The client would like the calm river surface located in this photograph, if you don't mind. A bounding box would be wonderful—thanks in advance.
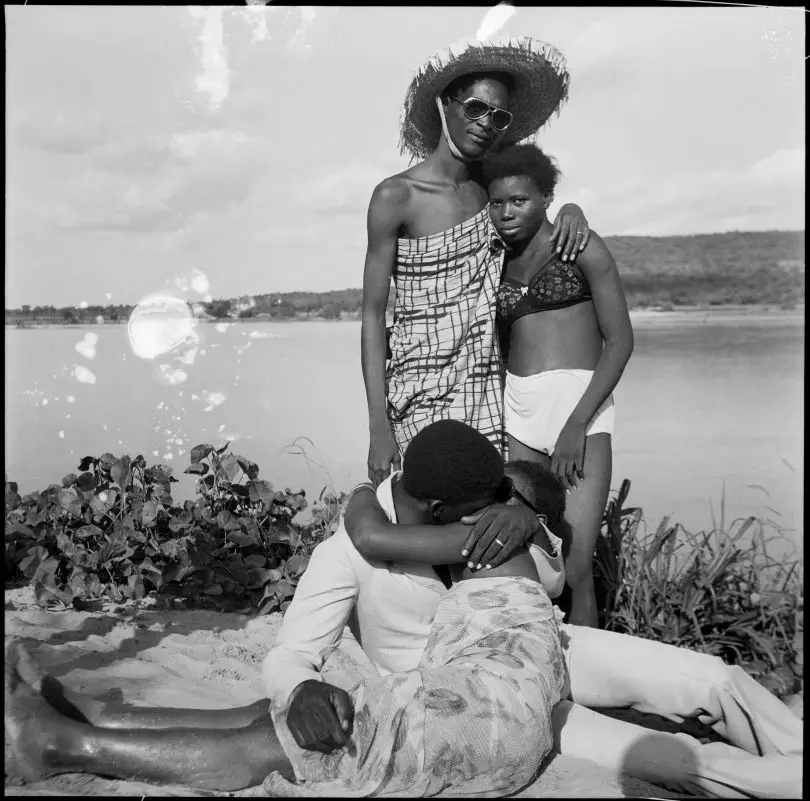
[5,312,803,547]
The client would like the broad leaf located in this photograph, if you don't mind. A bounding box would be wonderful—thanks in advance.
[236,458,260,481]
[141,500,159,527]
[56,488,83,517]
[219,456,243,482]
[90,490,117,517]
[190,444,214,463]
[75,472,98,492]
[75,524,103,541]
[160,539,180,558]
[98,453,118,472]
[128,574,146,600]
[248,480,275,509]
[216,511,243,532]
[285,554,310,578]
[19,546,50,578]
[56,532,77,559]
[62,473,78,488]
[77,456,95,471]
[184,462,209,476]
[110,461,130,485]
[227,530,259,548]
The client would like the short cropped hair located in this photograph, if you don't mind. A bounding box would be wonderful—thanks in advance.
[481,143,561,194]
[402,420,504,505]
[506,459,566,528]
[442,71,515,101]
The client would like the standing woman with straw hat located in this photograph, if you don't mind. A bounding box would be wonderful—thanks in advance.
[353,35,588,610]
[362,35,587,489]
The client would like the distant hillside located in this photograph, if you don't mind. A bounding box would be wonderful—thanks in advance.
[603,230,804,308]
[5,230,804,324]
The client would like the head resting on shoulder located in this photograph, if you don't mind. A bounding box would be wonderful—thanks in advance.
[401,419,504,525]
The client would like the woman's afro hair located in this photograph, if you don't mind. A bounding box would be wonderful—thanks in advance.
[481,143,561,194]
[402,419,504,505]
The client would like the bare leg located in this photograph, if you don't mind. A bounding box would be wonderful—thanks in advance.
[8,639,270,730]
[561,433,612,628]
[5,657,294,791]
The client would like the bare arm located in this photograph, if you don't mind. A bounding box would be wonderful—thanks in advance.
[361,179,409,486]
[551,231,634,487]
[344,485,540,569]
[344,485,474,564]
[549,202,590,263]
[567,232,634,426]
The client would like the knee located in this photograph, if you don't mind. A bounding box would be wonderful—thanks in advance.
[695,653,738,689]
[564,559,594,590]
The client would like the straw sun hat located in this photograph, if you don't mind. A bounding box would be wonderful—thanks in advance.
[399,34,570,161]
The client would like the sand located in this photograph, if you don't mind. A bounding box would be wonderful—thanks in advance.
[5,586,690,798]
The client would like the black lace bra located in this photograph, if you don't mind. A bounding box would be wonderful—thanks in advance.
[496,252,592,330]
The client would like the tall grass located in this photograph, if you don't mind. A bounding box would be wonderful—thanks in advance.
[595,480,803,698]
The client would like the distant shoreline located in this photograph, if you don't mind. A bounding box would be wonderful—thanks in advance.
[5,303,805,330]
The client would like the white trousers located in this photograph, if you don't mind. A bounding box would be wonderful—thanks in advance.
[555,623,803,798]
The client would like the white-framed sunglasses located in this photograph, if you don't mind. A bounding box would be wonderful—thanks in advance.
[448,96,513,132]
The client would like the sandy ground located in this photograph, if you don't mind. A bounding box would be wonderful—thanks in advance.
[5,586,692,798]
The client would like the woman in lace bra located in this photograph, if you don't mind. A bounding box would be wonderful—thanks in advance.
[483,144,635,629]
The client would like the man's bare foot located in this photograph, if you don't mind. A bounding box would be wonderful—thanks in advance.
[5,653,81,782]
[6,639,96,724]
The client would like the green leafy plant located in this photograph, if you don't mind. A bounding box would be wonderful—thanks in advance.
[5,445,345,614]
[594,480,803,699]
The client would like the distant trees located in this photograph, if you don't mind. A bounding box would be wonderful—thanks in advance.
[5,231,804,323]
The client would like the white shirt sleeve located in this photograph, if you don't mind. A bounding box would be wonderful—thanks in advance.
[528,523,566,599]
[262,525,361,707]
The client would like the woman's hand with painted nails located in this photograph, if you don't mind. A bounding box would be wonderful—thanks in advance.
[549,204,590,262]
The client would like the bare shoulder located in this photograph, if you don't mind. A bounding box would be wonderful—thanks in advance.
[370,174,412,209]
[577,230,617,274]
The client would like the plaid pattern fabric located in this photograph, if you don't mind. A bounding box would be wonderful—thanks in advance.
[386,208,507,455]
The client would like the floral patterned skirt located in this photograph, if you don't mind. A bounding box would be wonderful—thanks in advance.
[263,577,567,798]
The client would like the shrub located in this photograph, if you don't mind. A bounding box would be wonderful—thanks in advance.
[594,480,803,698]
[4,445,345,614]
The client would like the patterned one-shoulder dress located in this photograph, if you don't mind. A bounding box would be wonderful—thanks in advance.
[386,208,507,456]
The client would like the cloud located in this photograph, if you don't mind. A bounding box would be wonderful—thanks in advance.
[293,153,408,217]
[53,128,272,233]
[593,148,804,236]
[15,108,116,154]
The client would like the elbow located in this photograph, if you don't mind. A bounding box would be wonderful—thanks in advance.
[350,527,374,557]
[606,332,634,366]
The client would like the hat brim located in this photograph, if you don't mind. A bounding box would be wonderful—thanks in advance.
[400,35,570,161]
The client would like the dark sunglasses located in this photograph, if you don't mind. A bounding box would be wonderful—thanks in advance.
[494,475,547,523]
[448,96,513,132]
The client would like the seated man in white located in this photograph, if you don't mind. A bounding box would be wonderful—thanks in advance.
[265,457,802,798]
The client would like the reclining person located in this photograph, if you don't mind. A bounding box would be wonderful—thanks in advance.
[5,421,568,797]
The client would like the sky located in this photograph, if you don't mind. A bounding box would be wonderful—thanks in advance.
[5,5,805,308]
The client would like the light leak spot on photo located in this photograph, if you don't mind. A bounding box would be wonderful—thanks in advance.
[476,3,516,42]
[202,391,226,412]
[73,365,97,385]
[158,364,189,385]
[75,332,99,360]
[190,270,210,295]
[128,294,198,361]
